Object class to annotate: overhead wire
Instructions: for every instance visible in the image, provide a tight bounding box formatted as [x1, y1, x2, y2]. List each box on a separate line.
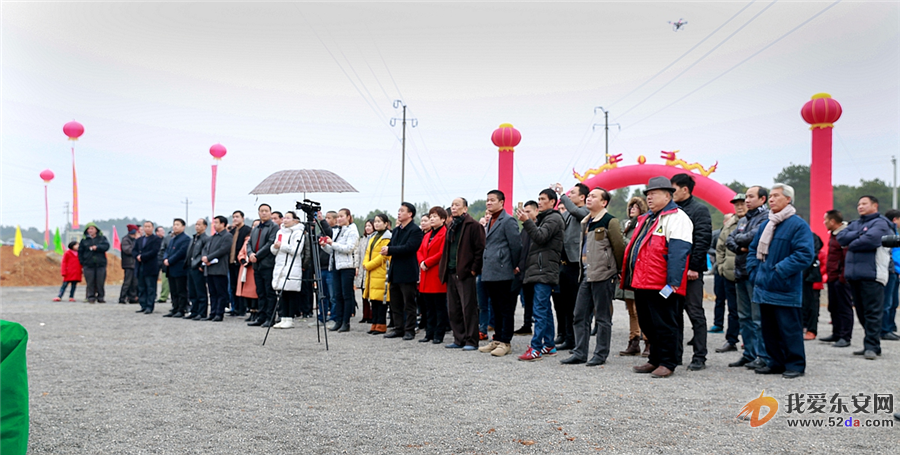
[613, 0, 779, 122]
[623, 0, 843, 130]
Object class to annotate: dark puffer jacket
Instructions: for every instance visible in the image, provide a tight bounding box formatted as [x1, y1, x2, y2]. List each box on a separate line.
[78, 223, 110, 268]
[836, 212, 894, 285]
[727, 206, 769, 280]
[676, 195, 712, 273]
[522, 209, 565, 286]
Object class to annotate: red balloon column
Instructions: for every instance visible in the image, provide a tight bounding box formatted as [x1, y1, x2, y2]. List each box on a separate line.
[491, 123, 521, 214]
[40, 169, 55, 248]
[63, 120, 84, 229]
[209, 143, 227, 230]
[801, 93, 842, 243]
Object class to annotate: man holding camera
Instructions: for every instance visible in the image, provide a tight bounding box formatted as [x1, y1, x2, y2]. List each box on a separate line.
[836, 195, 894, 360]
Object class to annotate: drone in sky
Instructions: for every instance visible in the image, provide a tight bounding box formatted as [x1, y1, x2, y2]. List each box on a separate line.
[669, 18, 688, 31]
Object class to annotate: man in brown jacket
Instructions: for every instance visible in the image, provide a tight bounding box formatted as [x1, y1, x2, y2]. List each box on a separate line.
[439, 197, 486, 350]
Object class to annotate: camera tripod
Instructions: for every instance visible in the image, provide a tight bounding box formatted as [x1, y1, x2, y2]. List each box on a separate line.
[262, 204, 330, 350]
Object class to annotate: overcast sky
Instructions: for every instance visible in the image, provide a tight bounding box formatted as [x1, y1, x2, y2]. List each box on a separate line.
[2, 1, 898, 230]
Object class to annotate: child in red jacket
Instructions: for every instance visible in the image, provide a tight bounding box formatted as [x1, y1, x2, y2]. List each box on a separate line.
[55, 241, 82, 302]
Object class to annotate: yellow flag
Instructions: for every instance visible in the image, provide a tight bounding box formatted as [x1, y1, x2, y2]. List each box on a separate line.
[13, 225, 24, 257]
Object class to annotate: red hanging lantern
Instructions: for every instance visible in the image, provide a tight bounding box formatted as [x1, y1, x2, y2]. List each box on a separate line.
[801, 93, 842, 130]
[210, 143, 227, 160]
[491, 123, 522, 151]
[63, 120, 84, 140]
[40, 169, 55, 183]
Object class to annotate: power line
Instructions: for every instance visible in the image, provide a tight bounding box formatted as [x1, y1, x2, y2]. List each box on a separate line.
[614, 0, 779, 122]
[607, 0, 758, 110]
[623, 0, 843, 130]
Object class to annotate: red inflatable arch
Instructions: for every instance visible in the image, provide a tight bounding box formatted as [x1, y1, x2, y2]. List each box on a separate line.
[580, 164, 737, 214]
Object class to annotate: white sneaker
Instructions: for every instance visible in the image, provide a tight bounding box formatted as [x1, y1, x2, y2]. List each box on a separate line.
[274, 317, 293, 329]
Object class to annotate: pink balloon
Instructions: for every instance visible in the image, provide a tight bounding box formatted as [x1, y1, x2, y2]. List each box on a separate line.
[209, 143, 227, 159]
[63, 120, 84, 140]
[40, 169, 55, 183]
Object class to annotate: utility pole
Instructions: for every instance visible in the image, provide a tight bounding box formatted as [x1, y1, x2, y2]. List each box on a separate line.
[181, 197, 192, 222]
[391, 100, 417, 204]
[893, 156, 897, 209]
[62, 202, 71, 229]
[593, 106, 621, 157]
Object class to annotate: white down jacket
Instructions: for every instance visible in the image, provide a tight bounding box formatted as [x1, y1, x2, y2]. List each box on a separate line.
[322, 224, 359, 271]
[271, 223, 305, 292]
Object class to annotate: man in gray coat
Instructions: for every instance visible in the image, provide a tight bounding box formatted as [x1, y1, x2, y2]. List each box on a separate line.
[477, 190, 522, 357]
[185, 219, 210, 319]
[118, 224, 139, 304]
[561, 187, 625, 366]
[201, 216, 233, 321]
[552, 182, 590, 351]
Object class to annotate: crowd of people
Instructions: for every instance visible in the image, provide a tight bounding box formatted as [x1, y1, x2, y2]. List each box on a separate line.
[55, 174, 899, 378]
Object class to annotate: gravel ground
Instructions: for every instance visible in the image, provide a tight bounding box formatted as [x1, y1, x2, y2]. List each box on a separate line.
[3, 285, 898, 454]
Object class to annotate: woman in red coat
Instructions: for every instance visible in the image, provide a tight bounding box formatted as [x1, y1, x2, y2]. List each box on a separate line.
[417, 207, 449, 343]
[55, 241, 83, 302]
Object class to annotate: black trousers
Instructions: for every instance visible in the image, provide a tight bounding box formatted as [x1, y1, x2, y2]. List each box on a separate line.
[634, 289, 683, 370]
[254, 267, 276, 323]
[371, 300, 388, 325]
[827, 281, 854, 341]
[713, 273, 726, 327]
[849, 279, 884, 353]
[119, 268, 137, 302]
[447, 273, 479, 347]
[801, 281, 821, 334]
[187, 268, 208, 317]
[759, 304, 806, 373]
[207, 275, 229, 317]
[229, 263, 246, 315]
[168, 275, 189, 314]
[389, 282, 418, 335]
[84, 266, 107, 301]
[299, 268, 314, 316]
[724, 279, 740, 345]
[420, 292, 449, 339]
[279, 290, 301, 318]
[552, 263, 579, 344]
[484, 280, 516, 343]
[677, 277, 707, 363]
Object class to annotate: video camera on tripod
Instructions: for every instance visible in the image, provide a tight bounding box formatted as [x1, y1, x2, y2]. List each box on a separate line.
[297, 199, 322, 217]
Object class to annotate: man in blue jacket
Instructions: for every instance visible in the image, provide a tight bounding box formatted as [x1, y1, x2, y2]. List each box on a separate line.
[747, 184, 814, 379]
[133, 221, 162, 314]
[837, 195, 894, 360]
[162, 219, 190, 318]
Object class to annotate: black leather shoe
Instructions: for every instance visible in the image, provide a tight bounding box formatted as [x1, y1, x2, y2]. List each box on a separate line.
[192, 314, 205, 320]
[247, 320, 264, 326]
[554, 335, 565, 345]
[143, 310, 153, 314]
[560, 355, 586, 365]
[728, 357, 752, 367]
[744, 358, 766, 370]
[715, 342, 737, 353]
[833, 339, 851, 348]
[172, 312, 184, 318]
[384, 331, 402, 339]
[182, 313, 194, 319]
[402, 333, 415, 340]
[586, 357, 605, 367]
[162, 312, 175, 318]
[818, 335, 839, 342]
[755, 366, 785, 375]
[338, 324, 350, 333]
[882, 332, 900, 341]
[212, 315, 223, 322]
[200, 316, 213, 321]
[136, 309, 147, 313]
[853, 349, 865, 355]
[556, 341, 575, 351]
[687, 359, 706, 371]
[782, 370, 804, 379]
[418, 337, 433, 343]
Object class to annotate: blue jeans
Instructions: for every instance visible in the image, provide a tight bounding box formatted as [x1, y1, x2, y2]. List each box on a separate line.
[58, 281, 78, 299]
[329, 268, 357, 326]
[476, 275, 493, 333]
[321, 270, 334, 320]
[736, 278, 769, 364]
[883, 272, 899, 335]
[529, 283, 555, 351]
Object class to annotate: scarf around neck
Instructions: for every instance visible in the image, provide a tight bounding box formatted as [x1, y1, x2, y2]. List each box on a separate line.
[756, 204, 797, 261]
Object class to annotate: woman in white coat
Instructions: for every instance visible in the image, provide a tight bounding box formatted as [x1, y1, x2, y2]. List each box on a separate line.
[321, 208, 360, 332]
[271, 211, 305, 329]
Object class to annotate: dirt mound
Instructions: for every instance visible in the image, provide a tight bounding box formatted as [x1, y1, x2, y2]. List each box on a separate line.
[0, 245, 124, 287]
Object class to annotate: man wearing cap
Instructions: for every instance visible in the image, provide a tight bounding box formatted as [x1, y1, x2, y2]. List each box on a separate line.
[118, 224, 140, 304]
[714, 194, 747, 353]
[746, 183, 814, 378]
[621, 177, 693, 378]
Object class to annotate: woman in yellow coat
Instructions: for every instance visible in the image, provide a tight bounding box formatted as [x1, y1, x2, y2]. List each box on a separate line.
[363, 214, 392, 334]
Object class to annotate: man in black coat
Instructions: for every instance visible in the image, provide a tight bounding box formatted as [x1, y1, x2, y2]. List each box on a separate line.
[133, 221, 162, 314]
[202, 216, 234, 321]
[382, 202, 425, 340]
[118, 224, 139, 304]
[672, 173, 712, 371]
[162, 219, 191, 318]
[184, 219, 210, 319]
[228, 210, 252, 316]
[247, 204, 279, 327]
[438, 198, 486, 349]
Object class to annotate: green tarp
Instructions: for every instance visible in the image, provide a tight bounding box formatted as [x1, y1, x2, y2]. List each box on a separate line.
[1, 320, 29, 455]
